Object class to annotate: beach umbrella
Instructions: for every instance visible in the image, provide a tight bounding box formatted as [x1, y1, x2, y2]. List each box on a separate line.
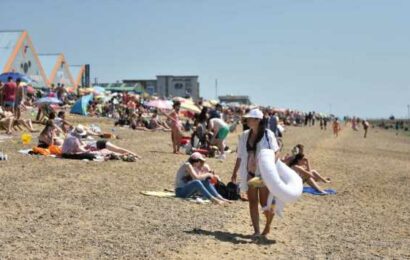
[145, 99, 173, 110]
[172, 96, 187, 103]
[0, 72, 34, 83]
[93, 86, 105, 95]
[35, 97, 62, 105]
[209, 99, 219, 106]
[180, 102, 201, 113]
[202, 100, 214, 108]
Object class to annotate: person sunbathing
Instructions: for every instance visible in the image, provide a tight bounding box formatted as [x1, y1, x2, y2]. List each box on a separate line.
[283, 152, 329, 194]
[61, 126, 98, 160]
[175, 153, 229, 204]
[148, 111, 171, 131]
[0, 108, 37, 133]
[75, 124, 142, 159]
[287, 144, 331, 183]
[38, 120, 64, 148]
[130, 113, 152, 131]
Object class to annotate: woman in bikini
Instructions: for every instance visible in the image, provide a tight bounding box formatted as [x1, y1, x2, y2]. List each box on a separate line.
[231, 109, 280, 238]
[163, 101, 184, 154]
[282, 145, 330, 194]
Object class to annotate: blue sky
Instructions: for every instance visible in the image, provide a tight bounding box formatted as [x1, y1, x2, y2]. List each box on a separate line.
[1, 0, 410, 118]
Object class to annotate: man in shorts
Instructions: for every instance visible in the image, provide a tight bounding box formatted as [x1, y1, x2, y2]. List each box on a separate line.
[3, 77, 17, 113]
[208, 117, 229, 160]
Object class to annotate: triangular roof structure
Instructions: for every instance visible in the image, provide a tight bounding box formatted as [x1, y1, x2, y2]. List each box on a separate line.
[0, 30, 48, 87]
[38, 53, 75, 87]
[69, 65, 86, 88]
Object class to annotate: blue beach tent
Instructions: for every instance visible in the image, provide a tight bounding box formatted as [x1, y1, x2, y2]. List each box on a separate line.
[70, 94, 93, 115]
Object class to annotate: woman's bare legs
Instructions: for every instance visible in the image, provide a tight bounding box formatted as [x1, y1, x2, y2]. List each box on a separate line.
[105, 142, 141, 159]
[216, 139, 225, 155]
[247, 187, 260, 236]
[306, 178, 327, 194]
[294, 167, 327, 194]
[16, 119, 38, 132]
[171, 130, 177, 153]
[294, 165, 315, 179]
[311, 169, 330, 183]
[172, 128, 182, 153]
[259, 187, 274, 236]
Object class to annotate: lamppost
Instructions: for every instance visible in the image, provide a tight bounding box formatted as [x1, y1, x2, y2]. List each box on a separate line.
[215, 79, 218, 100]
[407, 104, 410, 120]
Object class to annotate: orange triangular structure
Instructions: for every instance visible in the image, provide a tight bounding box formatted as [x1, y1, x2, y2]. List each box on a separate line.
[38, 53, 75, 87]
[0, 30, 48, 87]
[70, 65, 86, 89]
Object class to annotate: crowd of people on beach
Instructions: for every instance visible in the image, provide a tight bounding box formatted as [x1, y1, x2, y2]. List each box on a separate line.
[173, 107, 336, 238]
[1, 75, 397, 240]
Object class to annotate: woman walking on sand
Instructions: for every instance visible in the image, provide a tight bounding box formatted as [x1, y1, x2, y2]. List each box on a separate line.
[362, 120, 369, 138]
[231, 109, 280, 238]
[332, 118, 341, 137]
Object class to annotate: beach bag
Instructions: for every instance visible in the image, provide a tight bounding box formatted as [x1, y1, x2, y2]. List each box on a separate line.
[226, 182, 240, 200]
[32, 147, 50, 156]
[214, 180, 228, 199]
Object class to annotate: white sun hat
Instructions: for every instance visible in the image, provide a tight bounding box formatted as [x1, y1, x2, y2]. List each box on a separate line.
[243, 108, 263, 119]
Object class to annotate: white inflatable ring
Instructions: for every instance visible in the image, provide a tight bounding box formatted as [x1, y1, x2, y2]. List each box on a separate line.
[258, 149, 303, 216]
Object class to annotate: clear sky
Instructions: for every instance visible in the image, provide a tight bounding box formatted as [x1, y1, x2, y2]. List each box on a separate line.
[1, 0, 410, 118]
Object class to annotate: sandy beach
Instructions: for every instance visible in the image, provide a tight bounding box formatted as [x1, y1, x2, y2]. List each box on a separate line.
[0, 115, 409, 259]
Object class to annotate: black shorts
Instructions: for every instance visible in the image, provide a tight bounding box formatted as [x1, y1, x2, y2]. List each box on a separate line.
[96, 140, 108, 150]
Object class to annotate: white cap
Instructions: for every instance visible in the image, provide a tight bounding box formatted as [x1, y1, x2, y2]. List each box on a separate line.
[243, 109, 263, 119]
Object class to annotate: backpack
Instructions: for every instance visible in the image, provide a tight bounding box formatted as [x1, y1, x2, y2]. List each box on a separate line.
[226, 182, 240, 201]
[214, 180, 228, 199]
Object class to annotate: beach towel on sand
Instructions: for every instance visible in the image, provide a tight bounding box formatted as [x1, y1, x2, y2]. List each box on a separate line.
[140, 190, 211, 204]
[140, 191, 175, 197]
[303, 187, 336, 195]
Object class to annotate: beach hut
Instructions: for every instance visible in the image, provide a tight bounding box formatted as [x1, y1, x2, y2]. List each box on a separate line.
[70, 94, 93, 115]
[0, 30, 48, 87]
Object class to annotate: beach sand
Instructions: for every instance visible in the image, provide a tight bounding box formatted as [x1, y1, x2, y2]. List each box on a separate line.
[0, 115, 409, 259]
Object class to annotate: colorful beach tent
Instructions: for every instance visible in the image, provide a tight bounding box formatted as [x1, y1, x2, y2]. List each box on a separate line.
[70, 94, 93, 115]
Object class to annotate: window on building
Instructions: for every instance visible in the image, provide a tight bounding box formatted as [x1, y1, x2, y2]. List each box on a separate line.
[174, 83, 183, 89]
